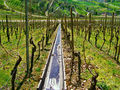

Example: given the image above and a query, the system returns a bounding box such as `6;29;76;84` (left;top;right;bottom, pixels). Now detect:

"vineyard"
0;0;120;90
62;11;120;89
0;14;59;89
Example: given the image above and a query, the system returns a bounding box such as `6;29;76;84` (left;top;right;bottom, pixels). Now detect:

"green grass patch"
71;27;120;89
0;70;10;87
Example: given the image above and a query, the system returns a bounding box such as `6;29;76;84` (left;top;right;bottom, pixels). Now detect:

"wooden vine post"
0;23;1;44
6;15;10;42
15;23;18;39
100;13;107;50
46;16;50;45
64;15;67;36
76;14;79;35
117;44;120;63
10;20;13;36
42;35;44;50
0;33;1;45
88;13;92;42
2;20;5;33
32;19;35;30
95;30;99;47
111;12;114;42
85;15;88;40
25;0;29;75
108;12;114;53
70;7;74;80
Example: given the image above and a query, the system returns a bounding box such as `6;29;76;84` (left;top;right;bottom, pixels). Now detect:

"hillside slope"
0;0;120;17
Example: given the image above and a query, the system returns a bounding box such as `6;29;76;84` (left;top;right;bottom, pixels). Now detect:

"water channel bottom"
43;24;64;90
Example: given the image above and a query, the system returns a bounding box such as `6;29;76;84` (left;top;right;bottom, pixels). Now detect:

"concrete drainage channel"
37;24;66;90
